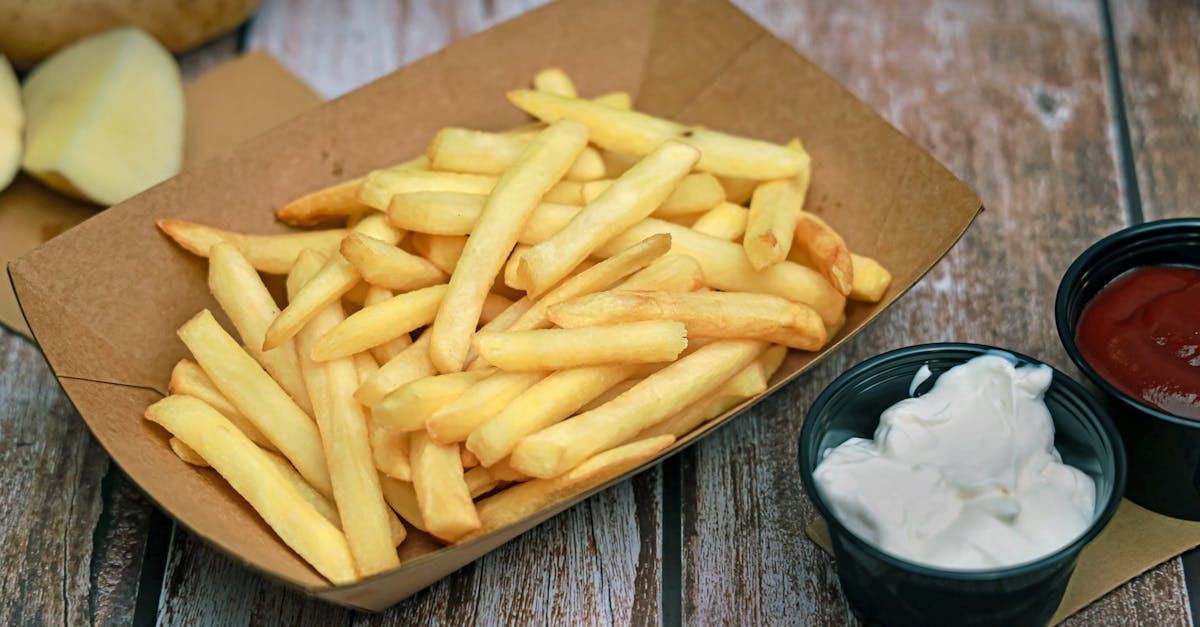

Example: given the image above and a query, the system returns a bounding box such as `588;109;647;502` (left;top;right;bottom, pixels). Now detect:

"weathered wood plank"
676;0;1185;624
1112;0;1200;221
0;330;157;625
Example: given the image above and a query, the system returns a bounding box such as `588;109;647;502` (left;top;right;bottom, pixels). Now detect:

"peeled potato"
21;28;184;206
0;56;22;192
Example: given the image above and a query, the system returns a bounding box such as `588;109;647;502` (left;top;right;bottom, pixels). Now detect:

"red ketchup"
1075;266;1200;420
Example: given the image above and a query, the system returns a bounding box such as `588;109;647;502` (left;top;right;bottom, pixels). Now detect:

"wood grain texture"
675;0;1188;624
1112;0;1200;221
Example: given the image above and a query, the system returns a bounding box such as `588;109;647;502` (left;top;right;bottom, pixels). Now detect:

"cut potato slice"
21;28;184;205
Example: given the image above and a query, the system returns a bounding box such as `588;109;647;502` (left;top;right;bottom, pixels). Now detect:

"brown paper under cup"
0;52;321;338
11;0;983;610
806;501;1200;624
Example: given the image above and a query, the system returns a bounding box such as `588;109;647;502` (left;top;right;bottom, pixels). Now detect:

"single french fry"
792;212;852;295
409;233;468;274
386;194;845;324
692;202;749;241
466;363;639;467
638;360;768;440
427;371;545;444
427;128;604;182
593;91;632;110
355;330;437;406
533;66;577;97
508;234;671;332
372;370;494;432
410;431;480;542
372;427;411;481
379;475;426;532
511;340;764;478
293;284;399;575
169;437;207;466
207;243;313;415
716;175;758;205
429;120;590;373
361;287;414;363
464;466;499;498
474;320;687;372
340;232;446;292
179;310;332;496
760;343;789;381
615;254;705;292
168;359;277;452
311;284;448;361
145;395;355;583
276;178;368;227
156;219;346;274
744;180;799;270
581;171;723;218
503;245;533;291
518;141;698;296
507;90;806;179
458;435;674;543
547;290;826;351
848;253;892;302
263;215;403;350
359;168;589;211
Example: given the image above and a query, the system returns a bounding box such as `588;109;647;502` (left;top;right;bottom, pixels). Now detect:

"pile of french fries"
145;67;892;583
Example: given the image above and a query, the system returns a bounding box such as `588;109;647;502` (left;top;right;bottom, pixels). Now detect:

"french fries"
147;65;891;585
429;120;590;372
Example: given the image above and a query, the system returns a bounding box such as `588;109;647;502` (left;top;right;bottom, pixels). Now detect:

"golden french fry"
145;395;355;584
359;167;589;211
156;219;346;274
593;91;632;110
372;427;411;481
760;343;788;381
518;141;698;296
466;363;639;467
474;320;687;372
429;120;590;373
547;290;826;351
508;234;671;331
372;370;494;432
263;215;403;350
259;449;342;532
427;128;604;182
168;359;276;452
615;254;705;292
178;310;332;496
716;175;758;205
692;202;749;241
507;89;806;179
460;446;480;469
744;180;799;270
793;212;852;296
340;232;446;292
207;242;313;415
427;371;545;444
410;431;480;542
638;360;768;439
389;192;486;236
384;194;845;324
511;340;764;478
581;171;723;218
354;329;437;406
276;177;368;227
169;437;207;466
533;66;577;97
362;287;414;363
379;475;426;532
503;245;533;291
849;253;892;302
458;435;674;543
464;466;499;498
312;284;448;362
409;232;468;275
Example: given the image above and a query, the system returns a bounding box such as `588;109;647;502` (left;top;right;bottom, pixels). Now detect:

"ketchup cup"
1056;218;1200;519
798;343;1125;627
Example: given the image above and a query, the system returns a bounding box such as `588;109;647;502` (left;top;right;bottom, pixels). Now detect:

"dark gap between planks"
661;457;683;626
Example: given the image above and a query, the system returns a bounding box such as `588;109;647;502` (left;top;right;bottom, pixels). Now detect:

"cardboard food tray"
9;0;981;611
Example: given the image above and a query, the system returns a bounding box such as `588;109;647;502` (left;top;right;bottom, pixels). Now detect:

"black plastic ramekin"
798;343;1126;627
1056;218;1200;519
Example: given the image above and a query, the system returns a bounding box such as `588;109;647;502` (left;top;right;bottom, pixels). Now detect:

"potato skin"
0;0;261;69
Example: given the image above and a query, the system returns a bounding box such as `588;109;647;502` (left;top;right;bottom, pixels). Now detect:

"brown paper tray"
9;0;981;611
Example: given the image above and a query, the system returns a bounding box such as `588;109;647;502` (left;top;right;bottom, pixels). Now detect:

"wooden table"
2;0;1197;624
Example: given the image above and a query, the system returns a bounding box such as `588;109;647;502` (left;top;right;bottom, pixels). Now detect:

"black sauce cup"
1056;218;1200;520
798;343;1126;627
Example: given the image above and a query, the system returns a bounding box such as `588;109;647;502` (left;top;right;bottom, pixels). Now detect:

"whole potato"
0;0;262;69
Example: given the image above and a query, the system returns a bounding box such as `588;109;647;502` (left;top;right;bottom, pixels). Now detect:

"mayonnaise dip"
813;354;1096;570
